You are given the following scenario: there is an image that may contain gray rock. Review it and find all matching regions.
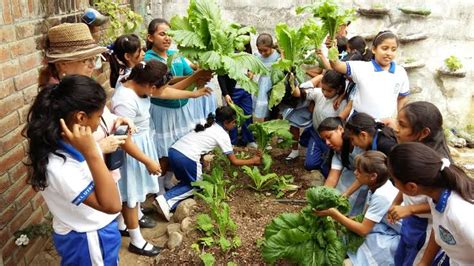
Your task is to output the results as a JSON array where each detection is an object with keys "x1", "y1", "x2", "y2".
[
  {"x1": 172, "y1": 199, "x2": 197, "y2": 222},
  {"x1": 167, "y1": 223, "x2": 182, "y2": 236},
  {"x1": 181, "y1": 217, "x2": 193, "y2": 233},
  {"x1": 300, "y1": 170, "x2": 324, "y2": 187},
  {"x1": 166, "y1": 232, "x2": 183, "y2": 250}
]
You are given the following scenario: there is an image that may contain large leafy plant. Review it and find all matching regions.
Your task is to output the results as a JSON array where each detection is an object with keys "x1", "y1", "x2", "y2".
[
  {"x1": 261, "y1": 186, "x2": 364, "y2": 265},
  {"x1": 242, "y1": 166, "x2": 298, "y2": 198},
  {"x1": 167, "y1": 0, "x2": 268, "y2": 94},
  {"x1": 296, "y1": 0, "x2": 356, "y2": 61}
]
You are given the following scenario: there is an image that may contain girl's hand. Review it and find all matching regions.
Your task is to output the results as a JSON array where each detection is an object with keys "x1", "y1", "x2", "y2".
[
  {"x1": 98, "y1": 135, "x2": 127, "y2": 154},
  {"x1": 113, "y1": 117, "x2": 137, "y2": 134},
  {"x1": 194, "y1": 69, "x2": 213, "y2": 87},
  {"x1": 224, "y1": 95, "x2": 233, "y2": 105},
  {"x1": 247, "y1": 71, "x2": 255, "y2": 80},
  {"x1": 252, "y1": 154, "x2": 262, "y2": 165},
  {"x1": 192, "y1": 87, "x2": 212, "y2": 98},
  {"x1": 315, "y1": 48, "x2": 324, "y2": 58},
  {"x1": 388, "y1": 205, "x2": 412, "y2": 222},
  {"x1": 333, "y1": 96, "x2": 343, "y2": 110},
  {"x1": 145, "y1": 160, "x2": 162, "y2": 176},
  {"x1": 60, "y1": 119, "x2": 96, "y2": 156},
  {"x1": 314, "y1": 207, "x2": 336, "y2": 217}
]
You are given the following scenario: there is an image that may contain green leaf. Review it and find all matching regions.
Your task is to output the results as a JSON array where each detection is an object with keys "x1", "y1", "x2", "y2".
[
  {"x1": 306, "y1": 186, "x2": 350, "y2": 214},
  {"x1": 229, "y1": 103, "x2": 251, "y2": 127},
  {"x1": 262, "y1": 153, "x2": 272, "y2": 173},
  {"x1": 200, "y1": 252, "x2": 215, "y2": 266},
  {"x1": 219, "y1": 236, "x2": 232, "y2": 252},
  {"x1": 168, "y1": 29, "x2": 207, "y2": 49},
  {"x1": 199, "y1": 236, "x2": 215, "y2": 246},
  {"x1": 196, "y1": 213, "x2": 215, "y2": 233},
  {"x1": 268, "y1": 78, "x2": 286, "y2": 108},
  {"x1": 328, "y1": 46, "x2": 339, "y2": 61}
]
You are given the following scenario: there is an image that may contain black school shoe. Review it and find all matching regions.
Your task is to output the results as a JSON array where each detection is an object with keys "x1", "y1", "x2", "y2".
[
  {"x1": 139, "y1": 215, "x2": 156, "y2": 228},
  {"x1": 119, "y1": 228, "x2": 129, "y2": 237},
  {"x1": 128, "y1": 242, "x2": 160, "y2": 257}
]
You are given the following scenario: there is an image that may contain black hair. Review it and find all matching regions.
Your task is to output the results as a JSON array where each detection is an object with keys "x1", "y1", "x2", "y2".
[
  {"x1": 194, "y1": 106, "x2": 236, "y2": 132},
  {"x1": 347, "y1": 36, "x2": 372, "y2": 61},
  {"x1": 256, "y1": 33, "x2": 274, "y2": 48},
  {"x1": 355, "y1": 151, "x2": 389, "y2": 189},
  {"x1": 317, "y1": 117, "x2": 352, "y2": 168},
  {"x1": 372, "y1": 30, "x2": 399, "y2": 48},
  {"x1": 109, "y1": 34, "x2": 142, "y2": 88},
  {"x1": 388, "y1": 142, "x2": 473, "y2": 203},
  {"x1": 146, "y1": 18, "x2": 170, "y2": 51},
  {"x1": 399, "y1": 101, "x2": 452, "y2": 161},
  {"x1": 321, "y1": 70, "x2": 346, "y2": 95},
  {"x1": 23, "y1": 75, "x2": 107, "y2": 191},
  {"x1": 122, "y1": 59, "x2": 171, "y2": 88},
  {"x1": 345, "y1": 112, "x2": 397, "y2": 146},
  {"x1": 336, "y1": 36, "x2": 348, "y2": 54}
]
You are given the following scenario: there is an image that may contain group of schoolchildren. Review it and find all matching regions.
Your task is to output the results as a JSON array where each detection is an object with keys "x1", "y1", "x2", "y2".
[{"x1": 23, "y1": 8, "x2": 473, "y2": 266}]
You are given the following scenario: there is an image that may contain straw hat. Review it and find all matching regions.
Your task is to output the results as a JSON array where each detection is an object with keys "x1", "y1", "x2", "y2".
[{"x1": 45, "y1": 23, "x2": 107, "y2": 63}]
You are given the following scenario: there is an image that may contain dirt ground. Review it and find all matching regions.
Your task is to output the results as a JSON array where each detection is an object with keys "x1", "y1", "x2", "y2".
[{"x1": 30, "y1": 146, "x2": 474, "y2": 266}]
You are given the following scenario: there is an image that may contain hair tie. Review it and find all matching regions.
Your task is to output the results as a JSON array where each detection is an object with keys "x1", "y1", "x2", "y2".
[
  {"x1": 107, "y1": 43, "x2": 115, "y2": 52},
  {"x1": 440, "y1": 158, "x2": 450, "y2": 171},
  {"x1": 373, "y1": 31, "x2": 394, "y2": 44}
]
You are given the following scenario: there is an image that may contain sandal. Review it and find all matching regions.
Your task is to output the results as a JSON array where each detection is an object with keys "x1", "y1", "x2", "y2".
[{"x1": 128, "y1": 242, "x2": 160, "y2": 257}]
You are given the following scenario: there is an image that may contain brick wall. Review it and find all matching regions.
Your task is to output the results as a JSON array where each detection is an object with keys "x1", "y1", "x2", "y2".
[{"x1": 0, "y1": 1, "x2": 129, "y2": 265}]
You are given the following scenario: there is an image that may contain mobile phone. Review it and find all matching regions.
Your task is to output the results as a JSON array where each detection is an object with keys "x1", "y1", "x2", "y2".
[{"x1": 114, "y1": 125, "x2": 129, "y2": 136}]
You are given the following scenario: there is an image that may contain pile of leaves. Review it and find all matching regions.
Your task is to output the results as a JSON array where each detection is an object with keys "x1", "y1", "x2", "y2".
[
  {"x1": 167, "y1": 0, "x2": 268, "y2": 94},
  {"x1": 261, "y1": 186, "x2": 365, "y2": 265},
  {"x1": 296, "y1": 0, "x2": 356, "y2": 61}
]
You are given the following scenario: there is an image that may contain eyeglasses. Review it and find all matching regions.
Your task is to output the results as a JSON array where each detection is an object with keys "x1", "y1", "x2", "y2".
[{"x1": 81, "y1": 55, "x2": 103, "y2": 69}]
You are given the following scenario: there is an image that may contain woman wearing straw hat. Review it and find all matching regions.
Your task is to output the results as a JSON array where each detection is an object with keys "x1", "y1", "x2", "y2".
[{"x1": 38, "y1": 23, "x2": 162, "y2": 258}]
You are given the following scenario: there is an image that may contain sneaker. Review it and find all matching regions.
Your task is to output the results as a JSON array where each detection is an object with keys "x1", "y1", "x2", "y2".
[
  {"x1": 153, "y1": 195, "x2": 171, "y2": 221},
  {"x1": 247, "y1": 142, "x2": 258, "y2": 149},
  {"x1": 285, "y1": 150, "x2": 300, "y2": 161}
]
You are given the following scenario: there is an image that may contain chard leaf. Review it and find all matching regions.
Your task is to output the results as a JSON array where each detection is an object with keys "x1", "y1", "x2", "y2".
[
  {"x1": 262, "y1": 153, "x2": 272, "y2": 173},
  {"x1": 199, "y1": 252, "x2": 215, "y2": 266},
  {"x1": 269, "y1": 79, "x2": 286, "y2": 108},
  {"x1": 229, "y1": 103, "x2": 251, "y2": 127}
]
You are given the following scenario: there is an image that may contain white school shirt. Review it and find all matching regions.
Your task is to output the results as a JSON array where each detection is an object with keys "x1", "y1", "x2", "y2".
[
  {"x1": 346, "y1": 60, "x2": 409, "y2": 119},
  {"x1": 171, "y1": 123, "x2": 233, "y2": 162},
  {"x1": 42, "y1": 142, "x2": 118, "y2": 235},
  {"x1": 402, "y1": 194, "x2": 432, "y2": 219},
  {"x1": 111, "y1": 85, "x2": 151, "y2": 133},
  {"x1": 305, "y1": 87, "x2": 347, "y2": 130},
  {"x1": 429, "y1": 190, "x2": 474, "y2": 266},
  {"x1": 365, "y1": 181, "x2": 402, "y2": 232}
]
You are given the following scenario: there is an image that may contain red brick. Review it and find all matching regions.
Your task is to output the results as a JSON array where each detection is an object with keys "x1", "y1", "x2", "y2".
[
  {"x1": 0, "y1": 60, "x2": 20, "y2": 81},
  {"x1": 9, "y1": 38, "x2": 37, "y2": 58},
  {"x1": 2, "y1": 238, "x2": 24, "y2": 266},
  {"x1": 14, "y1": 185, "x2": 35, "y2": 210},
  {"x1": 0, "y1": 128, "x2": 23, "y2": 154},
  {"x1": 0, "y1": 112, "x2": 19, "y2": 138},
  {"x1": 0, "y1": 92, "x2": 23, "y2": 119},
  {"x1": 15, "y1": 22, "x2": 35, "y2": 39},
  {"x1": 0, "y1": 204, "x2": 16, "y2": 229},
  {"x1": 41, "y1": 202, "x2": 49, "y2": 216},
  {"x1": 11, "y1": 0, "x2": 21, "y2": 20},
  {"x1": 0, "y1": 25, "x2": 15, "y2": 42},
  {"x1": 28, "y1": 206, "x2": 44, "y2": 224},
  {"x1": 0, "y1": 45, "x2": 10, "y2": 63},
  {"x1": 0, "y1": 227, "x2": 11, "y2": 248},
  {"x1": 2, "y1": 175, "x2": 27, "y2": 208},
  {"x1": 9, "y1": 204, "x2": 33, "y2": 234},
  {"x1": 7, "y1": 160, "x2": 27, "y2": 183},
  {"x1": 24, "y1": 236, "x2": 48, "y2": 265},
  {"x1": 17, "y1": 105, "x2": 30, "y2": 124},
  {"x1": 0, "y1": 143, "x2": 23, "y2": 173},
  {"x1": 22, "y1": 84, "x2": 38, "y2": 104},
  {"x1": 0, "y1": 79, "x2": 15, "y2": 99},
  {"x1": 0, "y1": 172, "x2": 11, "y2": 193},
  {"x1": 1, "y1": 0, "x2": 13, "y2": 25},
  {"x1": 30, "y1": 193, "x2": 44, "y2": 210},
  {"x1": 19, "y1": 51, "x2": 42, "y2": 71}
]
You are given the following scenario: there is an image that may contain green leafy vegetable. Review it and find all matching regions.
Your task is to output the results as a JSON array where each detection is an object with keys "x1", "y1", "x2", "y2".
[
  {"x1": 242, "y1": 166, "x2": 279, "y2": 191},
  {"x1": 345, "y1": 214, "x2": 365, "y2": 252},
  {"x1": 229, "y1": 103, "x2": 251, "y2": 127},
  {"x1": 262, "y1": 186, "x2": 363, "y2": 265},
  {"x1": 328, "y1": 46, "x2": 339, "y2": 61},
  {"x1": 199, "y1": 252, "x2": 215, "y2": 266},
  {"x1": 168, "y1": 0, "x2": 268, "y2": 94},
  {"x1": 444, "y1": 55, "x2": 463, "y2": 72}
]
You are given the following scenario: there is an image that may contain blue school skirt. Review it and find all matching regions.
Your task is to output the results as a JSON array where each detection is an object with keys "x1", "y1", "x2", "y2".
[{"x1": 53, "y1": 220, "x2": 121, "y2": 266}]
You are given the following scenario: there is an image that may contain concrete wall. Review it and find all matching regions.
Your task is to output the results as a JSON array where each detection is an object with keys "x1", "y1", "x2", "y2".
[{"x1": 150, "y1": 0, "x2": 474, "y2": 128}]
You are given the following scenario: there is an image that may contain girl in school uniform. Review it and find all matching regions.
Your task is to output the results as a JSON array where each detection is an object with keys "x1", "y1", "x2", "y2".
[
  {"x1": 154, "y1": 106, "x2": 262, "y2": 221},
  {"x1": 145, "y1": 18, "x2": 215, "y2": 177},
  {"x1": 315, "y1": 150, "x2": 401, "y2": 266},
  {"x1": 110, "y1": 60, "x2": 211, "y2": 256},
  {"x1": 317, "y1": 117, "x2": 368, "y2": 216},
  {"x1": 292, "y1": 70, "x2": 347, "y2": 176},
  {"x1": 254, "y1": 33, "x2": 280, "y2": 122},
  {"x1": 330, "y1": 30, "x2": 410, "y2": 122},
  {"x1": 388, "y1": 143, "x2": 474, "y2": 266},
  {"x1": 24, "y1": 75, "x2": 122, "y2": 265},
  {"x1": 388, "y1": 101, "x2": 453, "y2": 266}
]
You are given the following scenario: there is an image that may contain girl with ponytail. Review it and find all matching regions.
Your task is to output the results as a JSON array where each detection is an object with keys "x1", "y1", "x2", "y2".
[
  {"x1": 387, "y1": 142, "x2": 474, "y2": 266},
  {"x1": 24, "y1": 75, "x2": 122, "y2": 264},
  {"x1": 154, "y1": 106, "x2": 262, "y2": 221}
]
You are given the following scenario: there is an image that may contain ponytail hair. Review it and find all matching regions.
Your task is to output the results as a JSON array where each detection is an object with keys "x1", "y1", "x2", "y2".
[
  {"x1": 388, "y1": 142, "x2": 474, "y2": 203},
  {"x1": 317, "y1": 117, "x2": 352, "y2": 168},
  {"x1": 355, "y1": 151, "x2": 389, "y2": 188},
  {"x1": 399, "y1": 101, "x2": 452, "y2": 161},
  {"x1": 347, "y1": 36, "x2": 372, "y2": 61},
  {"x1": 194, "y1": 106, "x2": 236, "y2": 132},
  {"x1": 346, "y1": 112, "x2": 396, "y2": 141},
  {"x1": 23, "y1": 75, "x2": 107, "y2": 191},
  {"x1": 109, "y1": 34, "x2": 142, "y2": 88},
  {"x1": 122, "y1": 60, "x2": 171, "y2": 88}
]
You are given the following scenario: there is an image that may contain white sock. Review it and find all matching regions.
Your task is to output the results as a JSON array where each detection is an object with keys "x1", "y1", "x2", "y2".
[
  {"x1": 137, "y1": 203, "x2": 144, "y2": 220},
  {"x1": 286, "y1": 149, "x2": 300, "y2": 159},
  {"x1": 157, "y1": 175, "x2": 166, "y2": 195},
  {"x1": 116, "y1": 214, "x2": 126, "y2": 231},
  {"x1": 128, "y1": 227, "x2": 153, "y2": 251}
]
